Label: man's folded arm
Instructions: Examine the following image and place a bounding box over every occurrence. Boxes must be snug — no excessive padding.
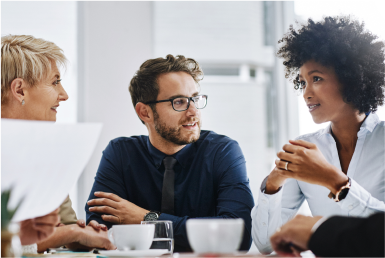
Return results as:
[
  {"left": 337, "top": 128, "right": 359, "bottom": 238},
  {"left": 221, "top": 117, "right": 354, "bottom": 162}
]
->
[
  {"left": 213, "top": 140, "right": 255, "bottom": 251},
  {"left": 85, "top": 141, "right": 128, "bottom": 227},
  {"left": 86, "top": 177, "right": 128, "bottom": 227},
  {"left": 309, "top": 212, "right": 385, "bottom": 257}
]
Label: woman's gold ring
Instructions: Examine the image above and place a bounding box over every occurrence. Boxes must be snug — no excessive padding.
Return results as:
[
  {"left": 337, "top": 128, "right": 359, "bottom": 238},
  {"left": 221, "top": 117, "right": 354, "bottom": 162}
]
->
[{"left": 285, "top": 162, "right": 288, "bottom": 170}]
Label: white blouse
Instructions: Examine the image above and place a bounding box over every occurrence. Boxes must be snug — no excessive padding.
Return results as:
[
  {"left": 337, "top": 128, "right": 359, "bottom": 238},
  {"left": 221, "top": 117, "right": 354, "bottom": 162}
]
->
[{"left": 251, "top": 112, "right": 385, "bottom": 253}]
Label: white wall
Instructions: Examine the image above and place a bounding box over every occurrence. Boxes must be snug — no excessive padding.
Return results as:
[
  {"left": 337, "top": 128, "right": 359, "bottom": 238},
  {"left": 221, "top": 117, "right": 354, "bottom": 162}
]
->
[
  {"left": 1, "top": 1, "right": 78, "bottom": 124},
  {"left": 154, "top": 1, "right": 274, "bottom": 67}
]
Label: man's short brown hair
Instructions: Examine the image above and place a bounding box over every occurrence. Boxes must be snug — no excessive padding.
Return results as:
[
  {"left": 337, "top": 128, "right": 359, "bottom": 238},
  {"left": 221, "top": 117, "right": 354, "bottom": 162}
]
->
[{"left": 129, "top": 54, "right": 203, "bottom": 124}]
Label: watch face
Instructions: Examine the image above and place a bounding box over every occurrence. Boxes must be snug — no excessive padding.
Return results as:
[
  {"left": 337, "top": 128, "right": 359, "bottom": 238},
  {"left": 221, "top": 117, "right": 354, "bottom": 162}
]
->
[
  {"left": 145, "top": 212, "right": 158, "bottom": 221},
  {"left": 338, "top": 187, "right": 350, "bottom": 200}
]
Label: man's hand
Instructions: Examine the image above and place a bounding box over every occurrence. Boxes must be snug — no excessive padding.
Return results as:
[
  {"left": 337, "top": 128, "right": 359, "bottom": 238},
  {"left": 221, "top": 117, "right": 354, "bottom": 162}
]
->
[
  {"left": 87, "top": 192, "right": 149, "bottom": 224},
  {"left": 275, "top": 139, "right": 349, "bottom": 194},
  {"left": 270, "top": 215, "right": 323, "bottom": 257},
  {"left": 19, "top": 208, "right": 60, "bottom": 245}
]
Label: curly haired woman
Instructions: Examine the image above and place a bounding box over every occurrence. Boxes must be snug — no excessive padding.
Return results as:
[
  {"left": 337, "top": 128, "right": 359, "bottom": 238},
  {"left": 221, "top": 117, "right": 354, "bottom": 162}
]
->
[{"left": 251, "top": 16, "right": 385, "bottom": 254}]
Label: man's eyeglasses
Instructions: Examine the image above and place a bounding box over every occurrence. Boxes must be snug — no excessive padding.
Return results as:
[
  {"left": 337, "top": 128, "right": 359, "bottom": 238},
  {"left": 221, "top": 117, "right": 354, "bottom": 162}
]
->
[{"left": 145, "top": 95, "right": 208, "bottom": 112}]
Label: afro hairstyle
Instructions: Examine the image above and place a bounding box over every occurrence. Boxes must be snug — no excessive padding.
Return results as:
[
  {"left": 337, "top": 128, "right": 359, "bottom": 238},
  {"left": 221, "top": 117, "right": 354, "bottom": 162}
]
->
[{"left": 277, "top": 16, "right": 385, "bottom": 113}]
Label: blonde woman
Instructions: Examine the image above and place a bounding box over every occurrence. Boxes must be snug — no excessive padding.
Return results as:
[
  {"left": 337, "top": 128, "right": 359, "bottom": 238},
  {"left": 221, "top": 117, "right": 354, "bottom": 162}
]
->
[{"left": 1, "top": 35, "right": 115, "bottom": 252}]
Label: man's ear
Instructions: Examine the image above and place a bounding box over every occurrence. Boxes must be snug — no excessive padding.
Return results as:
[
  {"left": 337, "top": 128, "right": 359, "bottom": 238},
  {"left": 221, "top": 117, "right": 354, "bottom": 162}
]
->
[
  {"left": 135, "top": 102, "right": 154, "bottom": 124},
  {"left": 10, "top": 78, "right": 26, "bottom": 103}
]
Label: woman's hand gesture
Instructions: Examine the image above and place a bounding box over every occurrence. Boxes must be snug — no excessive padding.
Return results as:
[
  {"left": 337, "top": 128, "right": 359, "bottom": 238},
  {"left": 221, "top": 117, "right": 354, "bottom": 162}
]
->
[{"left": 274, "top": 139, "right": 348, "bottom": 194}]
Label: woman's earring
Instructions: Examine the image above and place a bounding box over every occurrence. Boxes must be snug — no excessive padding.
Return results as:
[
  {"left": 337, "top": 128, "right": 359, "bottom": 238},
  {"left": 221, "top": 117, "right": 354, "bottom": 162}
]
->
[{"left": 22, "top": 99, "right": 25, "bottom": 105}]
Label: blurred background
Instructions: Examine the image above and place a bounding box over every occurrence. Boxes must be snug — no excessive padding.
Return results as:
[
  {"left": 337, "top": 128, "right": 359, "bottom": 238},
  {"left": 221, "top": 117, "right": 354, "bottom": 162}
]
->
[{"left": 2, "top": 1, "right": 385, "bottom": 251}]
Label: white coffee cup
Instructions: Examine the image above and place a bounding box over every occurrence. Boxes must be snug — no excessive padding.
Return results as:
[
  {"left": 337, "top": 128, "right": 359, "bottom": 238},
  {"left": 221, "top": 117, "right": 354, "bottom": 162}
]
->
[
  {"left": 186, "top": 218, "right": 244, "bottom": 254},
  {"left": 108, "top": 224, "right": 155, "bottom": 251}
]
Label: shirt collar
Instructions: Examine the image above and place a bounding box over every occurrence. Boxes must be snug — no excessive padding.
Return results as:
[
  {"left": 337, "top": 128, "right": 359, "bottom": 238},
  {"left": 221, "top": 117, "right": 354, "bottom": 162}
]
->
[
  {"left": 360, "top": 112, "right": 380, "bottom": 133},
  {"left": 173, "top": 142, "right": 194, "bottom": 168},
  {"left": 320, "top": 112, "right": 380, "bottom": 136},
  {"left": 146, "top": 137, "right": 193, "bottom": 169},
  {"left": 320, "top": 125, "right": 332, "bottom": 136}
]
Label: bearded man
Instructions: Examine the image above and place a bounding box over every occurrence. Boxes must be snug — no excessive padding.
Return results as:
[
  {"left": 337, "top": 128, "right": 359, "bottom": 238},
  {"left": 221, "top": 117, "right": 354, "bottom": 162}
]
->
[{"left": 85, "top": 55, "right": 254, "bottom": 252}]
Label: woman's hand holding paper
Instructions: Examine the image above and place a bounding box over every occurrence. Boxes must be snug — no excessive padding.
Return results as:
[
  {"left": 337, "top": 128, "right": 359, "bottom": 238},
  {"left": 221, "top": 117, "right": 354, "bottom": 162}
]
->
[{"left": 19, "top": 208, "right": 60, "bottom": 245}]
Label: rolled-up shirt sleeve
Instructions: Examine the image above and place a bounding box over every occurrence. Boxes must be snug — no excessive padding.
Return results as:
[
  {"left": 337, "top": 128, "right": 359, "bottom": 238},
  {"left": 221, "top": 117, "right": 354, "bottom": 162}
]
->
[
  {"left": 251, "top": 177, "right": 305, "bottom": 254},
  {"left": 338, "top": 178, "right": 385, "bottom": 216}
]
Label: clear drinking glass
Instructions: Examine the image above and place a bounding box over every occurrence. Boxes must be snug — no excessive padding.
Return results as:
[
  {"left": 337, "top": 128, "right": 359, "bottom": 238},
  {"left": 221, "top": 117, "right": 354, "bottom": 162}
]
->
[{"left": 141, "top": 220, "right": 174, "bottom": 254}]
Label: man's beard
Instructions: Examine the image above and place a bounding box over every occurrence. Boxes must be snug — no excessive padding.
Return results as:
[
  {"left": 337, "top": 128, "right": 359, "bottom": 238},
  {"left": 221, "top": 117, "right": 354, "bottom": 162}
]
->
[{"left": 153, "top": 110, "right": 201, "bottom": 145}]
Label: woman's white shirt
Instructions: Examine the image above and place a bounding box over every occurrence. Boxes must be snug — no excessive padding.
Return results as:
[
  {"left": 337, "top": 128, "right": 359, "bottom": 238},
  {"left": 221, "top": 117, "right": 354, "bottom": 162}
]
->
[{"left": 251, "top": 112, "right": 385, "bottom": 253}]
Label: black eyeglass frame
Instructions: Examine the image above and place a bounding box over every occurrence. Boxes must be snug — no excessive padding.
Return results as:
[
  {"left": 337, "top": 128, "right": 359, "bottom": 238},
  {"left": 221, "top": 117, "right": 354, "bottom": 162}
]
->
[{"left": 144, "top": 95, "right": 208, "bottom": 112}]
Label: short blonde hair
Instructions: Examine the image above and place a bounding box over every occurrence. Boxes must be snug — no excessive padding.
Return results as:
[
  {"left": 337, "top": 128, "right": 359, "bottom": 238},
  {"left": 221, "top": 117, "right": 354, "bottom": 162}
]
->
[{"left": 1, "top": 35, "right": 67, "bottom": 105}]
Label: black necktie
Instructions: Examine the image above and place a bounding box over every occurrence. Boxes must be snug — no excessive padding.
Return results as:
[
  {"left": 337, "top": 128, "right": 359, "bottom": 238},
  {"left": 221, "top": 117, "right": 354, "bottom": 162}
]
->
[{"left": 161, "top": 156, "right": 177, "bottom": 215}]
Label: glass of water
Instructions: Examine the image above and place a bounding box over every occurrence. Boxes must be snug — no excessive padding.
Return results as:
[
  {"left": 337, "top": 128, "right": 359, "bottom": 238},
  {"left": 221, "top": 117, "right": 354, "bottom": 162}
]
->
[{"left": 141, "top": 220, "right": 174, "bottom": 253}]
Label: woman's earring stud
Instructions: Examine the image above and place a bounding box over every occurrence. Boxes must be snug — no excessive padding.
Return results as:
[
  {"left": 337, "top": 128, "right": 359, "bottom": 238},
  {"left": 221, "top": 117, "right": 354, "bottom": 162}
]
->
[{"left": 22, "top": 99, "right": 25, "bottom": 105}]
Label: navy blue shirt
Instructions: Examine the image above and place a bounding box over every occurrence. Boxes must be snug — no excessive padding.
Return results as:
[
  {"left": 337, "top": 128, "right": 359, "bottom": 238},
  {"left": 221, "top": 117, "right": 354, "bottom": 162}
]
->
[{"left": 85, "top": 130, "right": 254, "bottom": 252}]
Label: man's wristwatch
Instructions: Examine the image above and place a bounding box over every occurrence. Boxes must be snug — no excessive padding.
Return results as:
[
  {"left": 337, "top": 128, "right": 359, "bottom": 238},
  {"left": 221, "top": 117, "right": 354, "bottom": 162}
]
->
[
  {"left": 328, "top": 177, "right": 351, "bottom": 202},
  {"left": 143, "top": 210, "right": 161, "bottom": 221}
]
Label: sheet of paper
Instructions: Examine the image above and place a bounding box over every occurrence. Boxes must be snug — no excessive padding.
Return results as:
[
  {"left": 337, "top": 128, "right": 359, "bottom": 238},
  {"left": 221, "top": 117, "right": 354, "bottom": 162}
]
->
[{"left": 1, "top": 119, "right": 103, "bottom": 222}]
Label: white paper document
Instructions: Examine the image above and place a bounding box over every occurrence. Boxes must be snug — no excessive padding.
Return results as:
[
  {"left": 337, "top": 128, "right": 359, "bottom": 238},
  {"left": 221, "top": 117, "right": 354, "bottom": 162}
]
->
[{"left": 1, "top": 119, "right": 103, "bottom": 222}]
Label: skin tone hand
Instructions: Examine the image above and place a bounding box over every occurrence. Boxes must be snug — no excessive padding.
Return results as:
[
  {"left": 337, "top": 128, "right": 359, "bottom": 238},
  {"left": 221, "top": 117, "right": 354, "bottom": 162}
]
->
[
  {"left": 57, "top": 219, "right": 107, "bottom": 231},
  {"left": 66, "top": 225, "right": 116, "bottom": 251},
  {"left": 36, "top": 218, "right": 107, "bottom": 252},
  {"left": 270, "top": 215, "right": 323, "bottom": 257},
  {"left": 74, "top": 219, "right": 108, "bottom": 231},
  {"left": 19, "top": 208, "right": 60, "bottom": 245},
  {"left": 87, "top": 192, "right": 149, "bottom": 224},
  {"left": 266, "top": 139, "right": 348, "bottom": 195},
  {"left": 37, "top": 223, "right": 115, "bottom": 252}
]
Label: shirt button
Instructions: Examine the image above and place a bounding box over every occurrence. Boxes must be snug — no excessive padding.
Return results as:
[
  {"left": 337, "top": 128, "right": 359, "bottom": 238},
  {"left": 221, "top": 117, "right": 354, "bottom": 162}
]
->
[
  {"left": 262, "top": 222, "right": 267, "bottom": 226},
  {"left": 348, "top": 205, "right": 353, "bottom": 210}
]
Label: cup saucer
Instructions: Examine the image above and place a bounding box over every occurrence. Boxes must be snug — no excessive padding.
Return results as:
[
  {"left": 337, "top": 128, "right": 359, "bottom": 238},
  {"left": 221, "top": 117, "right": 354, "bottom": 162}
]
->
[{"left": 98, "top": 249, "right": 168, "bottom": 257}]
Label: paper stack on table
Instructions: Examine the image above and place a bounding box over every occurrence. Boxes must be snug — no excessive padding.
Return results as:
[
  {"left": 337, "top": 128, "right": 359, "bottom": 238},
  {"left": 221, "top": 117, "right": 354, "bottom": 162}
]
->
[{"left": 1, "top": 119, "right": 103, "bottom": 222}]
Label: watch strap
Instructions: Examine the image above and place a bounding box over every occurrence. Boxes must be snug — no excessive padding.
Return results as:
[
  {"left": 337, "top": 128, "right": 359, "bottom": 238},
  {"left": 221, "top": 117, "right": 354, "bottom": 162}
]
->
[
  {"left": 328, "top": 177, "right": 351, "bottom": 202},
  {"left": 150, "top": 210, "right": 161, "bottom": 216}
]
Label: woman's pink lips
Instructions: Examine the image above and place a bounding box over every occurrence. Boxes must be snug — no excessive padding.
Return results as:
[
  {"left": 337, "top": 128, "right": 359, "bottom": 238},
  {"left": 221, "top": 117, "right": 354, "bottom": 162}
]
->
[{"left": 309, "top": 104, "right": 320, "bottom": 112}]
